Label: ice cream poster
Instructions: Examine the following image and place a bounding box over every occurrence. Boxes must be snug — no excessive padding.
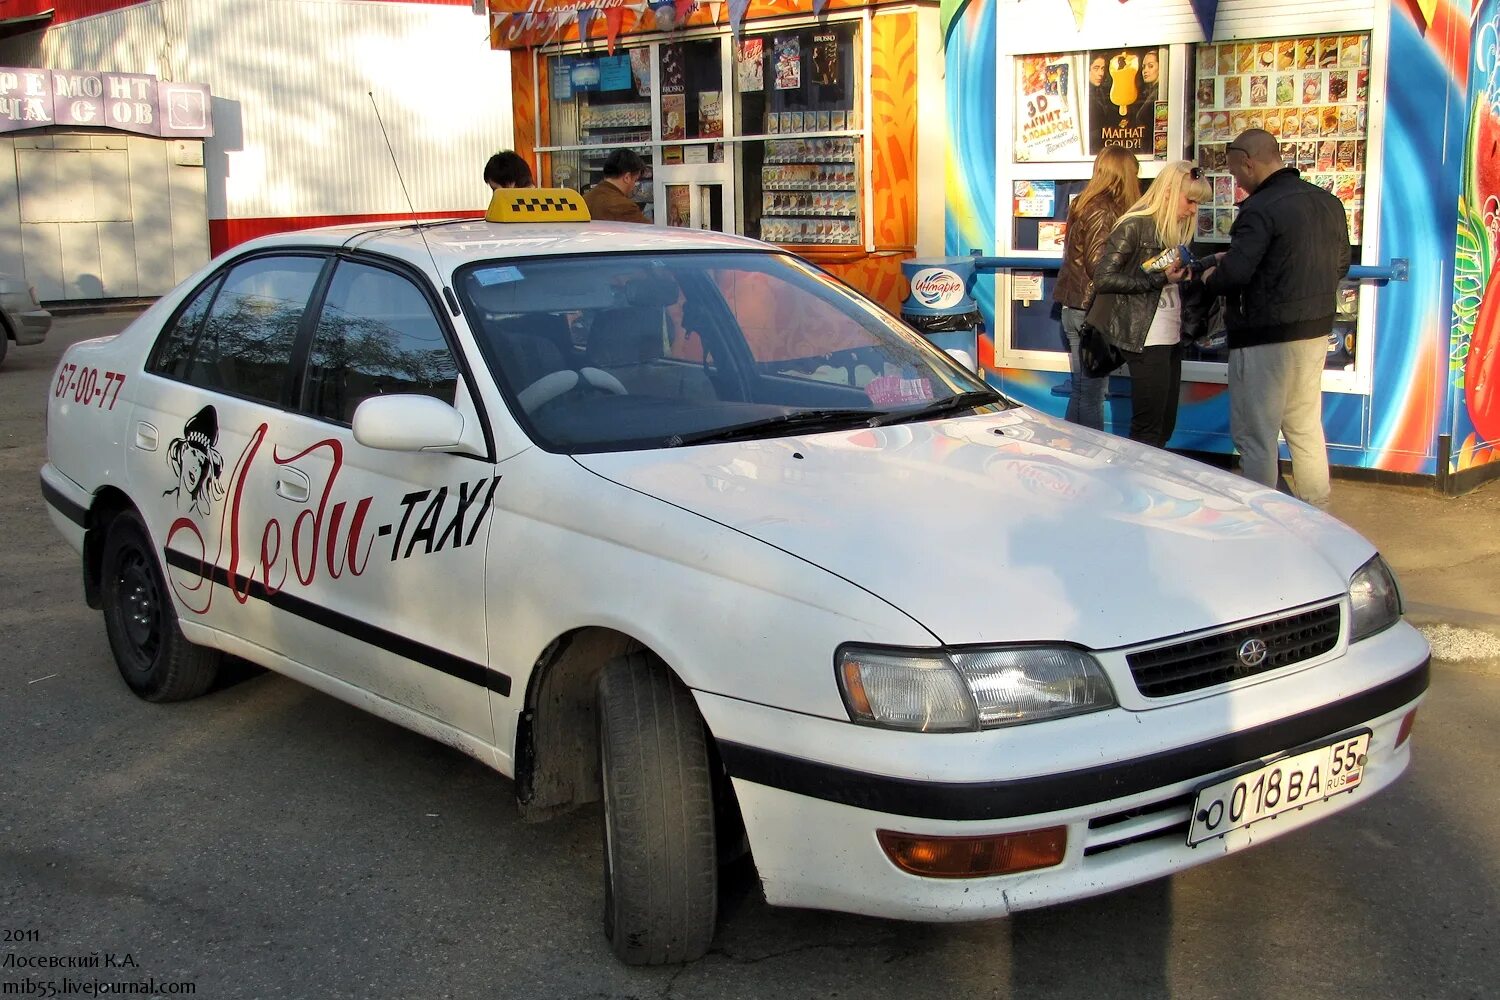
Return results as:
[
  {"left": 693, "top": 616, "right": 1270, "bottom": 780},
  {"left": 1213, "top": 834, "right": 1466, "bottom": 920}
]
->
[
  {"left": 1015, "top": 55, "right": 1084, "bottom": 161},
  {"left": 1087, "top": 47, "right": 1167, "bottom": 155}
]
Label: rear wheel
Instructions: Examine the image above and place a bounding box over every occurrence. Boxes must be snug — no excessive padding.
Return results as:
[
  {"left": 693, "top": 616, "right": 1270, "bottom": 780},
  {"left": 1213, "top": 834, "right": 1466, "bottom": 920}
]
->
[
  {"left": 598, "top": 651, "right": 717, "bottom": 965},
  {"left": 100, "top": 510, "right": 220, "bottom": 701}
]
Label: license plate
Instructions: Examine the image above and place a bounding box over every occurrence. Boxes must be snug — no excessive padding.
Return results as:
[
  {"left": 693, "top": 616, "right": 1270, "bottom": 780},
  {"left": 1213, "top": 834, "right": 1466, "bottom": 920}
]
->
[{"left": 1188, "top": 732, "right": 1369, "bottom": 846}]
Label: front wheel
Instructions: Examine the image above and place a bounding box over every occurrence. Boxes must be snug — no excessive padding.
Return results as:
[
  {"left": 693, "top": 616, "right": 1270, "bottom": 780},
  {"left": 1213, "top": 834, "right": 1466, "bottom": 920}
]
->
[
  {"left": 100, "top": 510, "right": 220, "bottom": 701},
  {"left": 598, "top": 652, "right": 718, "bottom": 965}
]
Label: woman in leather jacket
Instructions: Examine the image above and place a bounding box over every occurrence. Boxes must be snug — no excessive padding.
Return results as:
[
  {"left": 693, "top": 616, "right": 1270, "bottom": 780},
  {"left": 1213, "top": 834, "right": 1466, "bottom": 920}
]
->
[
  {"left": 1053, "top": 145, "right": 1141, "bottom": 430},
  {"left": 1091, "top": 160, "right": 1213, "bottom": 448}
]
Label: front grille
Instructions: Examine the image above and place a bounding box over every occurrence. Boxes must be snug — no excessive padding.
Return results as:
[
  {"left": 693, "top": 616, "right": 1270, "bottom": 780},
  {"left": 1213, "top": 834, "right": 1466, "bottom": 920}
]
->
[
  {"left": 1127, "top": 603, "right": 1341, "bottom": 698},
  {"left": 1083, "top": 791, "right": 1195, "bottom": 856}
]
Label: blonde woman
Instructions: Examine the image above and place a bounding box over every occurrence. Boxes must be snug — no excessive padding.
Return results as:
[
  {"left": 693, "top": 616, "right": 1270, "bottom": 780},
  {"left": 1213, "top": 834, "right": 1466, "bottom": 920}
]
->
[
  {"left": 1053, "top": 145, "right": 1141, "bottom": 430},
  {"left": 1090, "top": 160, "right": 1213, "bottom": 448}
]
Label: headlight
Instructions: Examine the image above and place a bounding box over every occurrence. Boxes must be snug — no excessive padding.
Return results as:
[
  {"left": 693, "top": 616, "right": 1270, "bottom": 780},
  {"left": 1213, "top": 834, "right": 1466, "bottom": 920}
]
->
[
  {"left": 837, "top": 645, "right": 1116, "bottom": 733},
  {"left": 1349, "top": 554, "right": 1401, "bottom": 641}
]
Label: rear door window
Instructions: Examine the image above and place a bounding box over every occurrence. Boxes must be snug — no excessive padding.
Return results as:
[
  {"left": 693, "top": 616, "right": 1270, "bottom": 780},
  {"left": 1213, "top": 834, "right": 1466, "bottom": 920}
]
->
[{"left": 151, "top": 255, "right": 325, "bottom": 405}]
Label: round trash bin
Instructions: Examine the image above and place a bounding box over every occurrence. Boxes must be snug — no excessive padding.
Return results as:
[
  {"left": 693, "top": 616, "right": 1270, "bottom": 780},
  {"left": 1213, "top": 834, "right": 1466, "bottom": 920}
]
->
[{"left": 899, "top": 257, "right": 982, "bottom": 371}]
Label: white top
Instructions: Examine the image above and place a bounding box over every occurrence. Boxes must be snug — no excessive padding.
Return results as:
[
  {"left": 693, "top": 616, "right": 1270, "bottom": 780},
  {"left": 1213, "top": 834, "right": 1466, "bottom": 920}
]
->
[{"left": 1144, "top": 285, "right": 1181, "bottom": 347}]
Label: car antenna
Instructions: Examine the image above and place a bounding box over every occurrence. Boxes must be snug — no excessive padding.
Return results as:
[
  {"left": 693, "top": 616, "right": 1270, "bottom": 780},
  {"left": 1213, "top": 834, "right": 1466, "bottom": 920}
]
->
[{"left": 368, "top": 91, "right": 461, "bottom": 317}]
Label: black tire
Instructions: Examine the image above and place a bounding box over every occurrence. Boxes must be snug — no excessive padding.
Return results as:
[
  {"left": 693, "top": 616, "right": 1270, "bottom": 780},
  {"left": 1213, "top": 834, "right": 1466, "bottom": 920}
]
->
[
  {"left": 100, "top": 510, "right": 220, "bottom": 702},
  {"left": 598, "top": 651, "right": 718, "bottom": 965}
]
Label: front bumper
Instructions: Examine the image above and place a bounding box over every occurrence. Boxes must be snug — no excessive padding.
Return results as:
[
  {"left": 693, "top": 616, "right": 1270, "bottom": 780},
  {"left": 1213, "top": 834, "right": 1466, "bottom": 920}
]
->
[
  {"left": 696, "top": 622, "right": 1429, "bottom": 921},
  {"left": 7, "top": 305, "right": 51, "bottom": 345}
]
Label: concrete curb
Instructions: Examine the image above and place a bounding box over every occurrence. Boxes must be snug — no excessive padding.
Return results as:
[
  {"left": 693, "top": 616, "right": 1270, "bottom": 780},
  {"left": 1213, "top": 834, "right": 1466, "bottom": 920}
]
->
[{"left": 1403, "top": 603, "right": 1500, "bottom": 633}]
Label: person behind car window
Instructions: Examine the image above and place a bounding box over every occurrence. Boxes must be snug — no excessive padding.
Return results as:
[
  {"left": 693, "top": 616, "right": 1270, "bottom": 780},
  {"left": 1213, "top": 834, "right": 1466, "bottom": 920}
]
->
[
  {"left": 1090, "top": 161, "right": 1213, "bottom": 449},
  {"left": 584, "top": 148, "right": 649, "bottom": 224},
  {"left": 484, "top": 150, "right": 534, "bottom": 190},
  {"left": 1053, "top": 145, "right": 1141, "bottom": 431}
]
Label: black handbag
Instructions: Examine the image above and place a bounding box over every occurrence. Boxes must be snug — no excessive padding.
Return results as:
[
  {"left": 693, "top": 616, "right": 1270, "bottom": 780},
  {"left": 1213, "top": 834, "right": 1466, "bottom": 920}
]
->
[
  {"left": 1079, "top": 290, "right": 1126, "bottom": 377},
  {"left": 1078, "top": 322, "right": 1124, "bottom": 378}
]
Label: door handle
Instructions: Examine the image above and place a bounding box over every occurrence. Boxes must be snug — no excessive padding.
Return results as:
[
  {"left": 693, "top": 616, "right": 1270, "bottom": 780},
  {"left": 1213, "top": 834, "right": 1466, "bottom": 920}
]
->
[
  {"left": 134, "top": 422, "right": 158, "bottom": 451},
  {"left": 275, "top": 468, "right": 311, "bottom": 504}
]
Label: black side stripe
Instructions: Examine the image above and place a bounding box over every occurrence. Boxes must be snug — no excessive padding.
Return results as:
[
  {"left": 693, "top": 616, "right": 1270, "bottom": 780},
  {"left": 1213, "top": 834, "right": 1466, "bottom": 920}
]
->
[
  {"left": 162, "top": 547, "right": 511, "bottom": 697},
  {"left": 718, "top": 659, "right": 1429, "bottom": 822},
  {"left": 40, "top": 475, "right": 88, "bottom": 527}
]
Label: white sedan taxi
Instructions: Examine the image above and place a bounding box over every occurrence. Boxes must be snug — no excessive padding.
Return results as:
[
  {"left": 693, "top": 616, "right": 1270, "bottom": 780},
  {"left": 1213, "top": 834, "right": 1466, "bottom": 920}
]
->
[{"left": 42, "top": 189, "right": 1429, "bottom": 965}]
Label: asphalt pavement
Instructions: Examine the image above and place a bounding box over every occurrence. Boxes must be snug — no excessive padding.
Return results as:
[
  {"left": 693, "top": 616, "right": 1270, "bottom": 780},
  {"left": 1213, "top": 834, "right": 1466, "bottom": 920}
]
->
[{"left": 2, "top": 312, "right": 1497, "bottom": 1000}]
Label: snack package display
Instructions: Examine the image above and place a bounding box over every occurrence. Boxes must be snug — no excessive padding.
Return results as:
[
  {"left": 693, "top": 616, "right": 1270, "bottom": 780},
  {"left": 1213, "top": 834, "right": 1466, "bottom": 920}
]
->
[{"left": 1192, "top": 32, "right": 1370, "bottom": 244}]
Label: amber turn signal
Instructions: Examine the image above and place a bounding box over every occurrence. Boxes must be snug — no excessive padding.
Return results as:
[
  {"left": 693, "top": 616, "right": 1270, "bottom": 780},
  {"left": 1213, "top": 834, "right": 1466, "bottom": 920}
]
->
[
  {"left": 1395, "top": 708, "right": 1418, "bottom": 747},
  {"left": 877, "top": 826, "right": 1067, "bottom": 879}
]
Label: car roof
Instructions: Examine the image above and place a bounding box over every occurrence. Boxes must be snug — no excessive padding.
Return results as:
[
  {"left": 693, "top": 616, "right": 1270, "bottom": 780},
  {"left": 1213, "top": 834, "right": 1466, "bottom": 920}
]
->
[{"left": 234, "top": 219, "right": 773, "bottom": 275}]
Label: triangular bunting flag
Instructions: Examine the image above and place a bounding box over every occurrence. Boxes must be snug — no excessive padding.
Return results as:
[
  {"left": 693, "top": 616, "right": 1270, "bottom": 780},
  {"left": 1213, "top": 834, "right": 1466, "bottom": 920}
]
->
[
  {"left": 675, "top": 0, "right": 695, "bottom": 24},
  {"left": 728, "top": 0, "right": 751, "bottom": 37},
  {"left": 604, "top": 6, "right": 627, "bottom": 52},
  {"left": 576, "top": 7, "right": 595, "bottom": 46},
  {"left": 707, "top": 0, "right": 721, "bottom": 25},
  {"left": 1066, "top": 0, "right": 1087, "bottom": 29},
  {"left": 813, "top": 0, "right": 830, "bottom": 16},
  {"left": 1414, "top": 0, "right": 1437, "bottom": 29},
  {"left": 1186, "top": 0, "right": 1219, "bottom": 38}
]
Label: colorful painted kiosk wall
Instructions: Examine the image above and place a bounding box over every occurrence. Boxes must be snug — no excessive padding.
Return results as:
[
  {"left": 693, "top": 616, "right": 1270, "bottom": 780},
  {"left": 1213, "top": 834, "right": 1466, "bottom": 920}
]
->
[
  {"left": 485, "top": 0, "right": 946, "bottom": 313},
  {"left": 945, "top": 0, "right": 1499, "bottom": 492}
]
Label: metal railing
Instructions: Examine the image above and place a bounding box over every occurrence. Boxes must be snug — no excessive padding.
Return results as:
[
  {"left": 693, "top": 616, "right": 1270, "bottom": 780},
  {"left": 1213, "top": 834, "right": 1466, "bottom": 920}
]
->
[{"left": 964, "top": 254, "right": 1408, "bottom": 283}]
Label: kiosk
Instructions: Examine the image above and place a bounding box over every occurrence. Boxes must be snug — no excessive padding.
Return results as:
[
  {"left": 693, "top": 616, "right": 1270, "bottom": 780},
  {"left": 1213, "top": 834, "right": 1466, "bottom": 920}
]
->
[{"left": 941, "top": 0, "right": 1498, "bottom": 491}]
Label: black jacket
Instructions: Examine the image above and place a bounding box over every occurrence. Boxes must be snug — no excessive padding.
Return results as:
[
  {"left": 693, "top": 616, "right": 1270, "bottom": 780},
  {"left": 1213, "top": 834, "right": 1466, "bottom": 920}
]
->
[
  {"left": 1089, "top": 215, "right": 1212, "bottom": 352},
  {"left": 1203, "top": 167, "right": 1351, "bottom": 348}
]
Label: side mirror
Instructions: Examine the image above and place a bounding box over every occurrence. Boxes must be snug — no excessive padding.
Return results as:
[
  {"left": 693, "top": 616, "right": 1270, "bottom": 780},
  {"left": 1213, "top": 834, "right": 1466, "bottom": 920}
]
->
[
  {"left": 945, "top": 348, "right": 976, "bottom": 372},
  {"left": 353, "top": 395, "right": 467, "bottom": 452}
]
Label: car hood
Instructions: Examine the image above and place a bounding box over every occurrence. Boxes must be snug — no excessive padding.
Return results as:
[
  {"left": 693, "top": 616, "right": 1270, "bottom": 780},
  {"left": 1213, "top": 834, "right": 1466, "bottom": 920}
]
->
[{"left": 573, "top": 408, "right": 1375, "bottom": 649}]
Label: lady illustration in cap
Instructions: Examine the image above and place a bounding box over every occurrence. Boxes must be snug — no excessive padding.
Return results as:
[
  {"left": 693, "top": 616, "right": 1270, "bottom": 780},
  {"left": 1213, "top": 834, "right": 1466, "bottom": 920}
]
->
[{"left": 164, "top": 405, "right": 225, "bottom": 516}]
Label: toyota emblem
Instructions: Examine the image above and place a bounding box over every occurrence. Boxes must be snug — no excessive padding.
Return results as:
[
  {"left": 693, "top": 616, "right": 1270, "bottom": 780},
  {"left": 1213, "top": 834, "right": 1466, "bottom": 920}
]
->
[{"left": 1237, "top": 638, "right": 1269, "bottom": 668}]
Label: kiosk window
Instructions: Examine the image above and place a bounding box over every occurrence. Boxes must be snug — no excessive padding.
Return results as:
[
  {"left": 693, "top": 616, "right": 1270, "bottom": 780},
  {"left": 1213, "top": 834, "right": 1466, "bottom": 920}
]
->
[{"left": 735, "top": 22, "right": 863, "bottom": 246}]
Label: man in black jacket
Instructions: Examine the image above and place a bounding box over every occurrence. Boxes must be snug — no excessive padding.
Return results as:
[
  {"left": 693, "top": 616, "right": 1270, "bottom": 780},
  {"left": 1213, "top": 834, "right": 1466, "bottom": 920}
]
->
[{"left": 1202, "top": 129, "right": 1350, "bottom": 507}]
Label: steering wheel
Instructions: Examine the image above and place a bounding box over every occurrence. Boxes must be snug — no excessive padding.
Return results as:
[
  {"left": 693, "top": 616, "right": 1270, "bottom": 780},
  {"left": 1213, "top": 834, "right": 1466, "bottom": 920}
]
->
[{"left": 518, "top": 367, "right": 627, "bottom": 413}]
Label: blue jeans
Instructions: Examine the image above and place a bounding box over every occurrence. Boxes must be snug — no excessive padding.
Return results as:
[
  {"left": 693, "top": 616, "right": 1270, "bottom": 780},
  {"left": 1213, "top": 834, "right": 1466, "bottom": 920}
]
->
[{"left": 1060, "top": 307, "right": 1106, "bottom": 431}]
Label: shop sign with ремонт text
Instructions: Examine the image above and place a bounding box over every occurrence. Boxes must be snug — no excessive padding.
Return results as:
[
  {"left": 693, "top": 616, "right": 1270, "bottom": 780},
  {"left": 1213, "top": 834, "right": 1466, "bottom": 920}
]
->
[{"left": 0, "top": 67, "right": 212, "bottom": 138}]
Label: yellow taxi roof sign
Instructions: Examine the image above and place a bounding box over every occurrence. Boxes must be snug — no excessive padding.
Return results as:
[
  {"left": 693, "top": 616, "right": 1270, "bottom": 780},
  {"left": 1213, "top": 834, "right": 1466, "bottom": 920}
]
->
[{"left": 486, "top": 187, "right": 592, "bottom": 223}]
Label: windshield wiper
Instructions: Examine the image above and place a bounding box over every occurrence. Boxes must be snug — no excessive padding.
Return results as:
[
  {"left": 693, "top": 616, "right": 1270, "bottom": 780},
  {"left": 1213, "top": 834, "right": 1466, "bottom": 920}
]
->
[
  {"left": 867, "top": 389, "right": 1002, "bottom": 427},
  {"left": 666, "top": 408, "right": 887, "bottom": 447}
]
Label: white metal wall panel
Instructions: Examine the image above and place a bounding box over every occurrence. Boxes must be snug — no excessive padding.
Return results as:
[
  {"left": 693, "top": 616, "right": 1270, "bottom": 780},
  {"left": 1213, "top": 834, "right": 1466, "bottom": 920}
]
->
[
  {"left": 98, "top": 220, "right": 141, "bottom": 297},
  {"left": 58, "top": 221, "right": 105, "bottom": 297},
  {"left": 997, "top": 0, "right": 1377, "bottom": 53},
  {"left": 35, "top": 0, "right": 513, "bottom": 223},
  {"left": 0, "top": 138, "right": 19, "bottom": 277},
  {"left": 19, "top": 223, "right": 64, "bottom": 301},
  {"left": 32, "top": 5, "right": 177, "bottom": 78},
  {"left": 126, "top": 134, "right": 175, "bottom": 292},
  {"left": 166, "top": 149, "right": 208, "bottom": 283}
]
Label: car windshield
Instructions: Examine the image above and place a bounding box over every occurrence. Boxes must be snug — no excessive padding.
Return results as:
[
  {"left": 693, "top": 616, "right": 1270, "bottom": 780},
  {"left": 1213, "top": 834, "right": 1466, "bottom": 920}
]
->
[{"left": 454, "top": 250, "right": 1005, "bottom": 453}]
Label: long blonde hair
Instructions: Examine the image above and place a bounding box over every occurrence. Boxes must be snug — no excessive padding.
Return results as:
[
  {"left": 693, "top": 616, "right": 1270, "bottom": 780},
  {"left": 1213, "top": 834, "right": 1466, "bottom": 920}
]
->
[
  {"left": 1072, "top": 145, "right": 1142, "bottom": 222},
  {"left": 1116, "top": 160, "right": 1211, "bottom": 246}
]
